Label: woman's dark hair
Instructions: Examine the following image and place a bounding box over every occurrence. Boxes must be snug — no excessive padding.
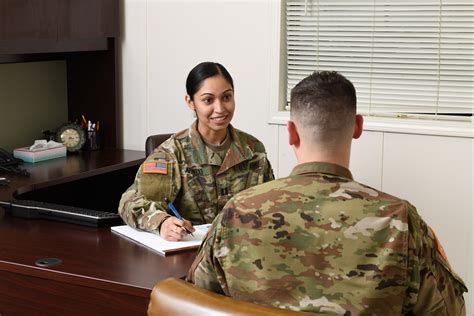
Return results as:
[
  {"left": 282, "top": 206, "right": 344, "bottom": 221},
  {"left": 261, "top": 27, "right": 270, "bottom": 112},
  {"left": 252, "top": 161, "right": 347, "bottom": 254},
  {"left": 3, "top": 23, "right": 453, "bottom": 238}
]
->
[{"left": 186, "top": 62, "right": 234, "bottom": 100}]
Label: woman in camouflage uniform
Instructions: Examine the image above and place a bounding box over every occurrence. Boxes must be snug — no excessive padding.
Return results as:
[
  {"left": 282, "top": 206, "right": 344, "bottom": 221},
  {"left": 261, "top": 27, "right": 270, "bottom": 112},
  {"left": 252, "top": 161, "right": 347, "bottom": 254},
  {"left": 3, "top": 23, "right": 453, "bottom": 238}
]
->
[{"left": 118, "top": 62, "right": 274, "bottom": 241}]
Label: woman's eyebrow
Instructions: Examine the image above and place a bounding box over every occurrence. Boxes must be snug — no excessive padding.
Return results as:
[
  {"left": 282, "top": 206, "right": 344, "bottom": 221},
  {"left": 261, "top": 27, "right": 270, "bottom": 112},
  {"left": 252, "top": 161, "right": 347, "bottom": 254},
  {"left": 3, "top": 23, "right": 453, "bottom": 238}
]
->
[
  {"left": 199, "top": 89, "right": 233, "bottom": 97},
  {"left": 199, "top": 92, "right": 214, "bottom": 97}
]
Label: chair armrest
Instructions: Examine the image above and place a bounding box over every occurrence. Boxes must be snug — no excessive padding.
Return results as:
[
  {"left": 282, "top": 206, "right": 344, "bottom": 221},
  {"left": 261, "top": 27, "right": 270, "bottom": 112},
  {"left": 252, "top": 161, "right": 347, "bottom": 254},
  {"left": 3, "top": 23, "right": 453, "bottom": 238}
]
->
[{"left": 148, "top": 278, "right": 314, "bottom": 316}]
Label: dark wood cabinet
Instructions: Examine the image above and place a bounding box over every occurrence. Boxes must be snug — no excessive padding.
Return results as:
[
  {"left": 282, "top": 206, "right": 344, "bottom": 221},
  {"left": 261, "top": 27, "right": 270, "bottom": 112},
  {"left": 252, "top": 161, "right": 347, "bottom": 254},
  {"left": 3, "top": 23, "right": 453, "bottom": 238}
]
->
[
  {"left": 0, "top": 0, "right": 120, "bottom": 148},
  {"left": 0, "top": 0, "right": 118, "bottom": 48},
  {"left": 0, "top": 6, "right": 171, "bottom": 311}
]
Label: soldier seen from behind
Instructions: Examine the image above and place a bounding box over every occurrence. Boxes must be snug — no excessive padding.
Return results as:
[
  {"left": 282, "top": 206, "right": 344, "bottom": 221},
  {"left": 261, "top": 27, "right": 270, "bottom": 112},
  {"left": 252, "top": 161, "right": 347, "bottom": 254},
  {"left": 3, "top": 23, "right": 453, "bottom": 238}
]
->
[{"left": 188, "top": 71, "right": 467, "bottom": 315}]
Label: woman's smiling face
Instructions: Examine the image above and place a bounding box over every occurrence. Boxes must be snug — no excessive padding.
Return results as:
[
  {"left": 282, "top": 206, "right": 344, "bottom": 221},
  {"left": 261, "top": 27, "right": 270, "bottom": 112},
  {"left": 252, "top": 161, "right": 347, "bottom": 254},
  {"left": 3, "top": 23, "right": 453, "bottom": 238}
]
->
[{"left": 186, "top": 74, "right": 235, "bottom": 144}]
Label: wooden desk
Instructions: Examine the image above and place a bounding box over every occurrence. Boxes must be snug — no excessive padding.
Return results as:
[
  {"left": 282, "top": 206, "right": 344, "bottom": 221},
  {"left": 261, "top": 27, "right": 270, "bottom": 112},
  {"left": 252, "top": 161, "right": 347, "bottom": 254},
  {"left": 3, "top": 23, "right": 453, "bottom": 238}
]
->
[
  {"left": 1, "top": 148, "right": 146, "bottom": 212},
  {"left": 0, "top": 216, "right": 197, "bottom": 315},
  {"left": 0, "top": 149, "right": 197, "bottom": 315}
]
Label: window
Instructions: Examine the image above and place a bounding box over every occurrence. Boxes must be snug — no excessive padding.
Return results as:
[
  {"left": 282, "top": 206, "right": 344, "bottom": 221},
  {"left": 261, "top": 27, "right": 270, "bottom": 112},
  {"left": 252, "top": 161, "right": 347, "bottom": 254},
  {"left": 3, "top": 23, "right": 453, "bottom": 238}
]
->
[{"left": 284, "top": 0, "right": 473, "bottom": 122}]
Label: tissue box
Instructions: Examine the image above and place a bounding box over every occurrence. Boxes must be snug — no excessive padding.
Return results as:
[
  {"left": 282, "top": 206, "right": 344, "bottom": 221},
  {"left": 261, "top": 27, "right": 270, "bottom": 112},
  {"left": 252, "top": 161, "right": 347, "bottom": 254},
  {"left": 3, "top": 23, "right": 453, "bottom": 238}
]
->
[{"left": 13, "top": 145, "right": 67, "bottom": 163}]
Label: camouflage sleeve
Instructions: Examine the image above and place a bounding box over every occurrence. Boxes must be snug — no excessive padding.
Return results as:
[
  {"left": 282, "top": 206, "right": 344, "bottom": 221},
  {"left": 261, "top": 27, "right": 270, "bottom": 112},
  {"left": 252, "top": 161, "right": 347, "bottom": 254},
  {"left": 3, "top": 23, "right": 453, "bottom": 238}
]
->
[
  {"left": 403, "top": 205, "right": 467, "bottom": 315},
  {"left": 254, "top": 139, "right": 274, "bottom": 182},
  {"left": 117, "top": 149, "right": 181, "bottom": 234},
  {"left": 263, "top": 157, "right": 275, "bottom": 182},
  {"left": 187, "top": 212, "right": 229, "bottom": 295},
  {"left": 245, "top": 134, "right": 274, "bottom": 183}
]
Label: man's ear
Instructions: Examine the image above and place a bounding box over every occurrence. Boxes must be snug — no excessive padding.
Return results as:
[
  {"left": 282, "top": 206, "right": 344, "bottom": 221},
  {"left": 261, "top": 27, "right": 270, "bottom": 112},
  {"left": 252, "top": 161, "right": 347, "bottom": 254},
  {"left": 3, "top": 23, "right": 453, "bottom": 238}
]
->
[
  {"left": 185, "top": 95, "right": 195, "bottom": 111},
  {"left": 353, "top": 114, "right": 364, "bottom": 139},
  {"left": 287, "top": 120, "right": 300, "bottom": 146}
]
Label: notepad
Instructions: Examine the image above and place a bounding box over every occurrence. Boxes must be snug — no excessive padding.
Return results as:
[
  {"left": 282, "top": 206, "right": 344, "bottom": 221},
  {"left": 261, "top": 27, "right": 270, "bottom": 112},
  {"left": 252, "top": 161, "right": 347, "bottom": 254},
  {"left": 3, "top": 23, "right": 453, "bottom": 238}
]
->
[{"left": 111, "top": 224, "right": 211, "bottom": 255}]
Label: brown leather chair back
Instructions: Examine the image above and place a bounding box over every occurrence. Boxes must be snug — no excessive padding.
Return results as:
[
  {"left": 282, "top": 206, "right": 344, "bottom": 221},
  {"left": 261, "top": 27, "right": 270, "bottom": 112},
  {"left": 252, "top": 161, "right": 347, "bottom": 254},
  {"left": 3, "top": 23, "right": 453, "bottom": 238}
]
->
[
  {"left": 148, "top": 278, "right": 315, "bottom": 316},
  {"left": 145, "top": 133, "right": 173, "bottom": 156}
]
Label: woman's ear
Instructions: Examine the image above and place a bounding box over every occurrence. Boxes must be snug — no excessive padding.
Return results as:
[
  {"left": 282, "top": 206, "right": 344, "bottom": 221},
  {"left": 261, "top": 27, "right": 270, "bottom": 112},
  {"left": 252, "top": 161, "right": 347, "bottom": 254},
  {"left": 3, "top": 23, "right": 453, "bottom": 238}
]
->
[
  {"left": 287, "top": 120, "right": 300, "bottom": 147},
  {"left": 185, "top": 95, "right": 194, "bottom": 111},
  {"left": 353, "top": 114, "right": 364, "bottom": 139}
]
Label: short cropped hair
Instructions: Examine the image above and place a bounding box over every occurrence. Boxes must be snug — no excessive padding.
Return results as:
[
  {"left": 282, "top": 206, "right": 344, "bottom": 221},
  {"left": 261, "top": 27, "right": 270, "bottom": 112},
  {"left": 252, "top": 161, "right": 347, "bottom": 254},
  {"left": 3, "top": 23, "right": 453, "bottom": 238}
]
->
[{"left": 290, "top": 71, "right": 357, "bottom": 143}]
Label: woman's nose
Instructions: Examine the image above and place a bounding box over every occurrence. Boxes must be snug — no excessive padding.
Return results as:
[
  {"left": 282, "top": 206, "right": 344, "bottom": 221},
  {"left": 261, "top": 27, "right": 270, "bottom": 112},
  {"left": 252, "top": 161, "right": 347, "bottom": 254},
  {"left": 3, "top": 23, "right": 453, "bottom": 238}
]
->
[{"left": 214, "top": 100, "right": 224, "bottom": 112}]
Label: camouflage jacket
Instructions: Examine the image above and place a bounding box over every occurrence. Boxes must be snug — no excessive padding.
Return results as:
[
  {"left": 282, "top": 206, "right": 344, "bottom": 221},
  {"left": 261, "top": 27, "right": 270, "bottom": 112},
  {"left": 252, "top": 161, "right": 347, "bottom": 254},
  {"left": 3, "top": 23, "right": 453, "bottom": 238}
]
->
[
  {"left": 188, "top": 162, "right": 467, "bottom": 315},
  {"left": 118, "top": 121, "right": 274, "bottom": 233}
]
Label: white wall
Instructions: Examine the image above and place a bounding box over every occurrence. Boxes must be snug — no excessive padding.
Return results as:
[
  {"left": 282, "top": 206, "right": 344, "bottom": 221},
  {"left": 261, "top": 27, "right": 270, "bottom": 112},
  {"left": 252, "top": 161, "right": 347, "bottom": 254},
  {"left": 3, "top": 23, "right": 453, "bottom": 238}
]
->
[
  {"left": 120, "top": 0, "right": 472, "bottom": 313},
  {"left": 382, "top": 133, "right": 473, "bottom": 313},
  {"left": 120, "top": 0, "right": 279, "bottom": 169}
]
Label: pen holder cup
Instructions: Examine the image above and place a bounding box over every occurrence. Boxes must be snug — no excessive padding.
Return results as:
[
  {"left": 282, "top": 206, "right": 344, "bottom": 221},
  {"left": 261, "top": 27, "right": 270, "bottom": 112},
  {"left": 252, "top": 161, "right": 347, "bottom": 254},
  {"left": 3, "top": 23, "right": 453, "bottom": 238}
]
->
[{"left": 84, "top": 130, "right": 102, "bottom": 151}]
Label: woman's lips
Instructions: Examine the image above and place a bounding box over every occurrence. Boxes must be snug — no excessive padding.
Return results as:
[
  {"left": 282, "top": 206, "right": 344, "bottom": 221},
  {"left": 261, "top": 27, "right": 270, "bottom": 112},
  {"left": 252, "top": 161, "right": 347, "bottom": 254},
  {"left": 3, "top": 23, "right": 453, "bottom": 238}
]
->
[{"left": 210, "top": 115, "right": 228, "bottom": 124}]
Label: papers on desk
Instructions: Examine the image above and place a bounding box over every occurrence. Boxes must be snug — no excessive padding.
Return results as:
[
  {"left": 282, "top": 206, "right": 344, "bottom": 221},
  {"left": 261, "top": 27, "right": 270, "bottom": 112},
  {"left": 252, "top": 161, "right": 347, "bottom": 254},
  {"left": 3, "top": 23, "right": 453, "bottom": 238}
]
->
[{"left": 111, "top": 224, "right": 211, "bottom": 256}]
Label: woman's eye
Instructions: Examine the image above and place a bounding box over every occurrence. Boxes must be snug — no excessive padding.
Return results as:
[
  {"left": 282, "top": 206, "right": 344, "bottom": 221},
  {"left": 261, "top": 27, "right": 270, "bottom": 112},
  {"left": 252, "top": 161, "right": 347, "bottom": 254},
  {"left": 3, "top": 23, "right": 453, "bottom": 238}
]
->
[
  {"left": 202, "top": 98, "right": 212, "bottom": 104},
  {"left": 223, "top": 94, "right": 232, "bottom": 101}
]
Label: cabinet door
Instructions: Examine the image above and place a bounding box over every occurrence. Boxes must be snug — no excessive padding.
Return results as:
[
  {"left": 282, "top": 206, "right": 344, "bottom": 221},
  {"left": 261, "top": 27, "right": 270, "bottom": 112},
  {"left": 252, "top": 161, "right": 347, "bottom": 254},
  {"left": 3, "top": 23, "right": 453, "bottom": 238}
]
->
[
  {"left": 58, "top": 0, "right": 118, "bottom": 40},
  {"left": 0, "top": 0, "right": 59, "bottom": 40},
  {"left": 0, "top": 0, "right": 118, "bottom": 41}
]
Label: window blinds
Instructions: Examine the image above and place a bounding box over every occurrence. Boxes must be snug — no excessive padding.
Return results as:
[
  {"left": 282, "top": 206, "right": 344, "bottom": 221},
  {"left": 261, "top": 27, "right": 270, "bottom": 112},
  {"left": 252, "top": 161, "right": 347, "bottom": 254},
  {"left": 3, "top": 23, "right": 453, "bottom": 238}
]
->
[{"left": 285, "top": 0, "right": 474, "bottom": 119}]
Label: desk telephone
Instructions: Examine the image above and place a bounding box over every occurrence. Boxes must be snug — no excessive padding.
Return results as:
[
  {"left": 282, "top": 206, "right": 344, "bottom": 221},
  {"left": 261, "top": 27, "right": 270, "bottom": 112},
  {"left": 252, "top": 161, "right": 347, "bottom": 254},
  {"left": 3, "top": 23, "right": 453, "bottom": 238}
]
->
[
  {"left": 0, "top": 148, "right": 29, "bottom": 177},
  {"left": 0, "top": 148, "right": 21, "bottom": 167}
]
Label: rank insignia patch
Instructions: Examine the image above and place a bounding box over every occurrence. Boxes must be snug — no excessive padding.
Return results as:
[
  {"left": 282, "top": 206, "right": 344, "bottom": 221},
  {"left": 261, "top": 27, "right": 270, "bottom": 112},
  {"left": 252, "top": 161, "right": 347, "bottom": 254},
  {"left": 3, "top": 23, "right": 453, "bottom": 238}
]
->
[{"left": 144, "top": 162, "right": 167, "bottom": 174}]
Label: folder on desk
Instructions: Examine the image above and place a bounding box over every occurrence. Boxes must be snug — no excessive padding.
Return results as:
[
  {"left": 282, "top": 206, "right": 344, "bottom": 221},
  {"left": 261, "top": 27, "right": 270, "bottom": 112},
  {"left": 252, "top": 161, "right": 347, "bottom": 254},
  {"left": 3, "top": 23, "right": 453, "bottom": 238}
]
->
[{"left": 111, "top": 224, "right": 210, "bottom": 255}]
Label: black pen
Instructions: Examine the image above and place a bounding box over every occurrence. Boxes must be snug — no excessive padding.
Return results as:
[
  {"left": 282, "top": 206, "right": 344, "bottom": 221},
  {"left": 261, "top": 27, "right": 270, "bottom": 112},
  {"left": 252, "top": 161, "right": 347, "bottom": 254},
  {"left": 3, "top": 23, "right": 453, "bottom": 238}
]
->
[{"left": 165, "top": 197, "right": 194, "bottom": 237}]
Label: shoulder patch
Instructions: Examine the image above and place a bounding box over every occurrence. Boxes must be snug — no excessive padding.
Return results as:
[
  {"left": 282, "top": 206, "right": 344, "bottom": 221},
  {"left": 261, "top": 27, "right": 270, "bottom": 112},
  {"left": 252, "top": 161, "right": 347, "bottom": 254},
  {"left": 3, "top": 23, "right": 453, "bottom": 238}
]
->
[
  {"left": 430, "top": 226, "right": 448, "bottom": 261},
  {"left": 144, "top": 161, "right": 168, "bottom": 174}
]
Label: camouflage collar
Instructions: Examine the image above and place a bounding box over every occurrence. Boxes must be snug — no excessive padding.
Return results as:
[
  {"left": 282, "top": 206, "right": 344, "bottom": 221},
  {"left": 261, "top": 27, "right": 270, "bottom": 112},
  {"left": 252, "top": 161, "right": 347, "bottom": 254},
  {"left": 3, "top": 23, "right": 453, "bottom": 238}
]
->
[
  {"left": 290, "top": 162, "right": 353, "bottom": 180},
  {"left": 187, "top": 121, "right": 254, "bottom": 166}
]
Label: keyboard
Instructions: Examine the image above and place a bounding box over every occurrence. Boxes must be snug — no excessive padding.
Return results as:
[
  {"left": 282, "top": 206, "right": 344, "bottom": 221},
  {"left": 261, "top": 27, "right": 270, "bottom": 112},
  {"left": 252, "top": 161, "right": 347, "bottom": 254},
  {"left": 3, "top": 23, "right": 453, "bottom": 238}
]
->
[{"left": 0, "top": 199, "right": 123, "bottom": 228}]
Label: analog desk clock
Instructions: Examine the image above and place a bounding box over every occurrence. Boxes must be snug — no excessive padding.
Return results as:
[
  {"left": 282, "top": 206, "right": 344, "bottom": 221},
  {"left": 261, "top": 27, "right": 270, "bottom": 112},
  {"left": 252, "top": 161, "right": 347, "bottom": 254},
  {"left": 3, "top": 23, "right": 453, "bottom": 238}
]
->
[{"left": 56, "top": 122, "right": 86, "bottom": 152}]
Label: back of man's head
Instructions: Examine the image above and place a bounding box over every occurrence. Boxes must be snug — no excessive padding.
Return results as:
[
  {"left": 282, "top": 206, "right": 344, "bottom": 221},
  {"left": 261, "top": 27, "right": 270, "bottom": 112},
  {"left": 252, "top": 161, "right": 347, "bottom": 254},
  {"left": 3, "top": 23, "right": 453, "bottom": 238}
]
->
[{"left": 290, "top": 71, "right": 357, "bottom": 146}]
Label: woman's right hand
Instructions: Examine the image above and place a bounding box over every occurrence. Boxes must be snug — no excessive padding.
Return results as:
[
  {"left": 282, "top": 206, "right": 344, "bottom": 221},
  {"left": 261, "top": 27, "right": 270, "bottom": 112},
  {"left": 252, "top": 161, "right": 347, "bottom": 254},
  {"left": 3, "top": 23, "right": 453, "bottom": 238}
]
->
[{"left": 160, "top": 217, "right": 195, "bottom": 241}]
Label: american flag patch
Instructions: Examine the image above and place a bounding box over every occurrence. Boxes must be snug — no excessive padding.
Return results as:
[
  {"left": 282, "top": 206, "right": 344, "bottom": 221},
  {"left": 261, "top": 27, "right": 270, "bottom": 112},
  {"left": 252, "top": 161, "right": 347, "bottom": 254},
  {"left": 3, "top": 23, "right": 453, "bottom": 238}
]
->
[{"left": 144, "top": 162, "right": 167, "bottom": 174}]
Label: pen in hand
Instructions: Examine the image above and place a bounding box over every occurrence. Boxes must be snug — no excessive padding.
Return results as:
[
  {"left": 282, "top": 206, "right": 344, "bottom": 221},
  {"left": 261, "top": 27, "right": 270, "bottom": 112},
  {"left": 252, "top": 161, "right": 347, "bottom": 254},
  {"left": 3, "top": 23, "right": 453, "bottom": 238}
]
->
[{"left": 165, "top": 197, "right": 194, "bottom": 237}]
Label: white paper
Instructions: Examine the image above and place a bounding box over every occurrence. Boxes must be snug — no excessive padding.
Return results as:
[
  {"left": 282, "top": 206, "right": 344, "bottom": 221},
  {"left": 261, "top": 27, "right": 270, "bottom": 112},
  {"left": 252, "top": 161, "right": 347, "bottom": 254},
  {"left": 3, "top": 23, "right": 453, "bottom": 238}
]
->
[{"left": 111, "top": 224, "right": 211, "bottom": 255}]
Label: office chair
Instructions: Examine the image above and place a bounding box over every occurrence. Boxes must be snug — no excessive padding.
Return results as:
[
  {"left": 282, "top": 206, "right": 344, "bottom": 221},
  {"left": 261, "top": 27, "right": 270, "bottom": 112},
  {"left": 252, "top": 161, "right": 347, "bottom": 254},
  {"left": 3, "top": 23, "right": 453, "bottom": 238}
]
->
[
  {"left": 148, "top": 277, "right": 317, "bottom": 316},
  {"left": 145, "top": 133, "right": 173, "bottom": 156}
]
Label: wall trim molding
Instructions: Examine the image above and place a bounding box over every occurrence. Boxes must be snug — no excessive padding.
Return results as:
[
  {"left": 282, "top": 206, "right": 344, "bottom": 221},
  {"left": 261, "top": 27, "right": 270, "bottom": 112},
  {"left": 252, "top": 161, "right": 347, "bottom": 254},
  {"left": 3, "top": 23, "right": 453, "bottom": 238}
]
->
[{"left": 269, "top": 112, "right": 474, "bottom": 138}]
